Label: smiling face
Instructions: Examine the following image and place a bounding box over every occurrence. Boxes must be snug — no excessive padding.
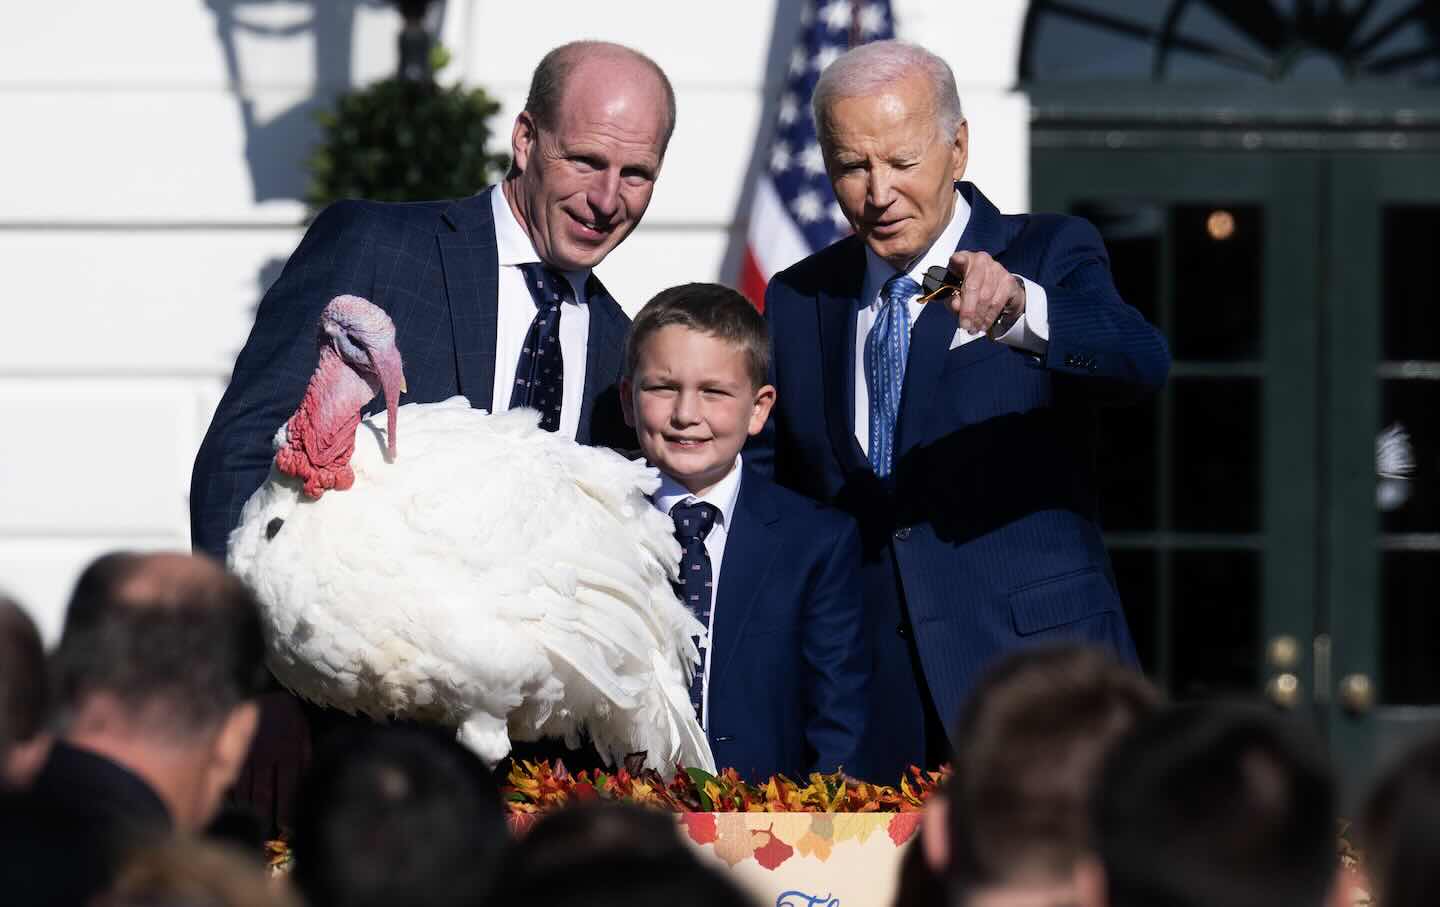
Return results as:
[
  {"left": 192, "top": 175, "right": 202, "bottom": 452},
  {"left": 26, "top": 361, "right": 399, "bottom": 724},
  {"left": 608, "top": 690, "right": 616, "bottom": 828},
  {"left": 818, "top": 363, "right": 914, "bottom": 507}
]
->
[
  {"left": 621, "top": 325, "right": 775, "bottom": 498},
  {"left": 503, "top": 54, "right": 669, "bottom": 271},
  {"left": 822, "top": 72, "right": 967, "bottom": 271}
]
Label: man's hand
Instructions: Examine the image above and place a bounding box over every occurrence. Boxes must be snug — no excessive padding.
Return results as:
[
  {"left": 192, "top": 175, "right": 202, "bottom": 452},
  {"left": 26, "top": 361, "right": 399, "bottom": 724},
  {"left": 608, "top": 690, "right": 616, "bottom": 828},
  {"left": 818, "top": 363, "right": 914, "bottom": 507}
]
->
[{"left": 946, "top": 250, "right": 1025, "bottom": 335}]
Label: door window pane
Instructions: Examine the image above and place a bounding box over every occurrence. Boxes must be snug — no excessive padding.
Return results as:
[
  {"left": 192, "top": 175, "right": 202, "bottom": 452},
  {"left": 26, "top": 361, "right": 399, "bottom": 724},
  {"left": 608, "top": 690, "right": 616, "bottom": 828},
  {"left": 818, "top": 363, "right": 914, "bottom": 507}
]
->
[
  {"left": 1109, "top": 549, "right": 1159, "bottom": 675},
  {"left": 1097, "top": 398, "right": 1160, "bottom": 531},
  {"left": 1172, "top": 205, "right": 1263, "bottom": 362},
  {"left": 1380, "top": 380, "right": 1439, "bottom": 533},
  {"left": 1173, "top": 379, "right": 1262, "bottom": 532},
  {"left": 1171, "top": 551, "right": 1260, "bottom": 699},
  {"left": 1073, "top": 202, "right": 1161, "bottom": 327},
  {"left": 1380, "top": 551, "right": 1440, "bottom": 705},
  {"left": 1382, "top": 207, "right": 1440, "bottom": 361}
]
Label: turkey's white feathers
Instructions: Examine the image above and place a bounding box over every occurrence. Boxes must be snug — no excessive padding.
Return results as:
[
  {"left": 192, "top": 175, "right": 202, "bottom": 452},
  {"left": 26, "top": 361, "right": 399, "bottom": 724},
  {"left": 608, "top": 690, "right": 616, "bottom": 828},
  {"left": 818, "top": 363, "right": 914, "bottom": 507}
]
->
[{"left": 229, "top": 398, "right": 714, "bottom": 773}]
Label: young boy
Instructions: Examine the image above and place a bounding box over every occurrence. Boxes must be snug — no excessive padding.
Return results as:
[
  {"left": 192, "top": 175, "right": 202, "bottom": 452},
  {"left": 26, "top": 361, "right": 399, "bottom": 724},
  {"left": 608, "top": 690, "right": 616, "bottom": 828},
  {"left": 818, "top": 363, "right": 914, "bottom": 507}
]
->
[{"left": 621, "top": 282, "right": 870, "bottom": 782}]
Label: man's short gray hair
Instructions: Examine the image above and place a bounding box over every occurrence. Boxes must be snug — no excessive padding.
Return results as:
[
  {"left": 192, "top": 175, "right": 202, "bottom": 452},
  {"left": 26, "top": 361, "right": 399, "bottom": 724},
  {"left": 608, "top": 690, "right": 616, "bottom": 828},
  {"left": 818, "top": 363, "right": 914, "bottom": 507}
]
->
[{"left": 812, "top": 40, "right": 964, "bottom": 149}]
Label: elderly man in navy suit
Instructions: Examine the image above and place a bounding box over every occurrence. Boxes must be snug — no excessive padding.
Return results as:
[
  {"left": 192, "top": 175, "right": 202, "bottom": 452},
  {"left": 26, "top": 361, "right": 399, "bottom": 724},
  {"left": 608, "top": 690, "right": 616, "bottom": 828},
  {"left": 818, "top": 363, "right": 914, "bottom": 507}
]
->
[
  {"left": 191, "top": 40, "right": 674, "bottom": 561},
  {"left": 751, "top": 40, "right": 1170, "bottom": 778}
]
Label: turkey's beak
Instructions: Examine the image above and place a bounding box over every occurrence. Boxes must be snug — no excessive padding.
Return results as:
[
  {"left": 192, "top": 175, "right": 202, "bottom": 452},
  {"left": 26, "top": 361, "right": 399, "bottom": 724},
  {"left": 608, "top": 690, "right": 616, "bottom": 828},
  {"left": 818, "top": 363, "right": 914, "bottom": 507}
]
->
[{"left": 369, "top": 345, "right": 406, "bottom": 461}]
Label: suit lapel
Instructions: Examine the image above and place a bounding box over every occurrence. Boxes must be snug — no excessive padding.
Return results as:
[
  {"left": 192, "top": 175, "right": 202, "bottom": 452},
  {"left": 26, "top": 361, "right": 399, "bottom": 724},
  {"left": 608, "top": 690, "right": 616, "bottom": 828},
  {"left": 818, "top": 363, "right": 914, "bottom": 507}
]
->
[
  {"left": 438, "top": 189, "right": 500, "bottom": 411},
  {"left": 579, "top": 276, "right": 623, "bottom": 444},
  {"left": 711, "top": 467, "right": 782, "bottom": 685},
  {"left": 894, "top": 183, "right": 1014, "bottom": 458},
  {"left": 817, "top": 238, "right": 869, "bottom": 473}
]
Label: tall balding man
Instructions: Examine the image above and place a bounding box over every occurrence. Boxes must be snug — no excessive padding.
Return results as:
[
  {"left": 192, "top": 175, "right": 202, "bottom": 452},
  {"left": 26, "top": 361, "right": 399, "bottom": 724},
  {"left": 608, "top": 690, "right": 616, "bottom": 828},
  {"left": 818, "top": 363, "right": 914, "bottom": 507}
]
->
[
  {"left": 192, "top": 41, "right": 677, "bottom": 560},
  {"left": 0, "top": 551, "right": 267, "bottom": 904},
  {"left": 752, "top": 40, "right": 1169, "bottom": 778}
]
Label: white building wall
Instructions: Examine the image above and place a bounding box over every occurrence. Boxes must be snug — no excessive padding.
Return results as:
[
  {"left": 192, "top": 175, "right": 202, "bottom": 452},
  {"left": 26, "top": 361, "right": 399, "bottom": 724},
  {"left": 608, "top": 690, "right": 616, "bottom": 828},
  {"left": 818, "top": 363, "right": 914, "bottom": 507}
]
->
[{"left": 0, "top": 0, "right": 1030, "bottom": 641}]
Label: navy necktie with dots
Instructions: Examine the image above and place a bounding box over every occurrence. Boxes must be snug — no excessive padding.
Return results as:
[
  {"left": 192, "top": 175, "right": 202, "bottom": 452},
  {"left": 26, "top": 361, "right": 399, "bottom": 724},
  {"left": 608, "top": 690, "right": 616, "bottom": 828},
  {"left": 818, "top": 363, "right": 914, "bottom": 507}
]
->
[
  {"left": 509, "top": 262, "right": 572, "bottom": 432},
  {"left": 670, "top": 499, "right": 719, "bottom": 722}
]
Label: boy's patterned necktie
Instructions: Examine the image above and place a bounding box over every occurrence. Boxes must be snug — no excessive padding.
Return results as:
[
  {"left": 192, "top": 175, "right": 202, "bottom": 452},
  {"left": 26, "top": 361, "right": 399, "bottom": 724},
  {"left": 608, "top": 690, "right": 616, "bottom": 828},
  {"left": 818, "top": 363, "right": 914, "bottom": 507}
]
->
[
  {"left": 866, "top": 273, "right": 919, "bottom": 477},
  {"left": 509, "top": 263, "right": 572, "bottom": 432},
  {"left": 670, "top": 499, "right": 719, "bottom": 722}
]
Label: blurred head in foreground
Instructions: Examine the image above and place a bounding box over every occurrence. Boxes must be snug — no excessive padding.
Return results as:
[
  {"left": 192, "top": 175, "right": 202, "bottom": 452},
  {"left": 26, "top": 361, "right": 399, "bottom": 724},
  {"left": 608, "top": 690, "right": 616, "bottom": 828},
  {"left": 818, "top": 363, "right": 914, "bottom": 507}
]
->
[
  {"left": 0, "top": 594, "right": 51, "bottom": 790},
  {"left": 292, "top": 725, "right": 507, "bottom": 907},
  {"left": 98, "top": 837, "right": 302, "bottom": 907},
  {"left": 1360, "top": 731, "right": 1440, "bottom": 907},
  {"left": 51, "top": 551, "right": 268, "bottom": 830},
  {"left": 927, "top": 645, "right": 1160, "bottom": 907},
  {"left": 1082, "top": 702, "right": 1341, "bottom": 907},
  {"left": 498, "top": 801, "right": 756, "bottom": 907}
]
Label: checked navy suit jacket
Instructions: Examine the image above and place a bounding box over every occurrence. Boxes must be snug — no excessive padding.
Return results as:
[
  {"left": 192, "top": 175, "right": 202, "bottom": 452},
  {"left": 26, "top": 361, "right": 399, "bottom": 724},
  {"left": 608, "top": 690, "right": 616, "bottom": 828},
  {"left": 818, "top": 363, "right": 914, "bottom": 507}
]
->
[
  {"left": 702, "top": 465, "right": 870, "bottom": 782},
  {"left": 190, "top": 187, "right": 633, "bottom": 561},
  {"left": 749, "top": 182, "right": 1171, "bottom": 778}
]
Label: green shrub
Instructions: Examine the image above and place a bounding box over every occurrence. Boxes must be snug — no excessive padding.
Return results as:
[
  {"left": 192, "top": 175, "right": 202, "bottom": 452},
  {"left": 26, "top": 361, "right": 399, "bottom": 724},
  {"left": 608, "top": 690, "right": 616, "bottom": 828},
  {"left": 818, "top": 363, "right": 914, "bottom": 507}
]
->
[{"left": 305, "top": 47, "right": 509, "bottom": 216}]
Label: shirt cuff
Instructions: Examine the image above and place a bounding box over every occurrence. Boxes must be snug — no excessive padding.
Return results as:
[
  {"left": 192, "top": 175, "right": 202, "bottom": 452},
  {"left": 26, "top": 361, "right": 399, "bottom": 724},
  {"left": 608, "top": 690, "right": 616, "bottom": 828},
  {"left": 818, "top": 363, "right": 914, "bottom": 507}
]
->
[{"left": 994, "top": 275, "right": 1049, "bottom": 354}]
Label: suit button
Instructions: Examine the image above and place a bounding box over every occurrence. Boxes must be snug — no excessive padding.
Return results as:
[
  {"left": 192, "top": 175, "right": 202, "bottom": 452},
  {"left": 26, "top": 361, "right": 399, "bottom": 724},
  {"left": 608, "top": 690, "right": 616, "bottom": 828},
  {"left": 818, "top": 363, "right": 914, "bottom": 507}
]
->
[
  {"left": 894, "top": 526, "right": 912, "bottom": 540},
  {"left": 896, "top": 624, "right": 910, "bottom": 640},
  {"left": 713, "top": 735, "right": 735, "bottom": 743}
]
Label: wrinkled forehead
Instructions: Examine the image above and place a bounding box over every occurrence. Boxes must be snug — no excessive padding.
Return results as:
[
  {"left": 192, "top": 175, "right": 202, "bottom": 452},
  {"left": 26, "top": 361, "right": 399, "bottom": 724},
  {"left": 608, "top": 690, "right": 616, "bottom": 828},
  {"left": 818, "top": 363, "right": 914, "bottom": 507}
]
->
[{"left": 821, "top": 71, "right": 943, "bottom": 128}]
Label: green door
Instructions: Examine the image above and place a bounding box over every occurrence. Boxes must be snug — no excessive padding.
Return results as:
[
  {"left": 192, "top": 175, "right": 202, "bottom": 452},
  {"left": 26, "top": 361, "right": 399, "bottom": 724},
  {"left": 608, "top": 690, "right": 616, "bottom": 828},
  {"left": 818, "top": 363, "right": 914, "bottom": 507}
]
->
[
  {"left": 1034, "top": 149, "right": 1440, "bottom": 786},
  {"left": 1327, "top": 154, "right": 1440, "bottom": 784}
]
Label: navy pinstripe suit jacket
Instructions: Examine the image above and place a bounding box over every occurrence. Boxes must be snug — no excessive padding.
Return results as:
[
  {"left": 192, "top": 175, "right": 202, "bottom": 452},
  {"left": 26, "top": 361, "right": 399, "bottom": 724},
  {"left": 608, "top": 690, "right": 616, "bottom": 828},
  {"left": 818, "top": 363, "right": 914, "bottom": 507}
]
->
[
  {"left": 749, "top": 182, "right": 1170, "bottom": 777},
  {"left": 190, "top": 188, "right": 633, "bottom": 562}
]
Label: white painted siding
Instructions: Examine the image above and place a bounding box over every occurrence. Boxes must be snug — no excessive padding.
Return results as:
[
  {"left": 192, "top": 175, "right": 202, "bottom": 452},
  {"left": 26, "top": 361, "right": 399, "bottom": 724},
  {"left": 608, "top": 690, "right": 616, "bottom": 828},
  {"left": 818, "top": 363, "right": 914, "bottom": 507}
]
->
[{"left": 0, "top": 0, "right": 1032, "bottom": 639}]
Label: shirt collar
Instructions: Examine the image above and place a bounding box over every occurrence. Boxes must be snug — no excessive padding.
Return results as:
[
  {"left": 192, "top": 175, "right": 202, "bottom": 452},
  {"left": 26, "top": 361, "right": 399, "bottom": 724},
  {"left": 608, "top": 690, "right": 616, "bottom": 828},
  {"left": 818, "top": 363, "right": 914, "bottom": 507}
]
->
[
  {"left": 862, "top": 188, "right": 971, "bottom": 308},
  {"left": 490, "top": 185, "right": 590, "bottom": 303},
  {"left": 652, "top": 455, "right": 744, "bottom": 530}
]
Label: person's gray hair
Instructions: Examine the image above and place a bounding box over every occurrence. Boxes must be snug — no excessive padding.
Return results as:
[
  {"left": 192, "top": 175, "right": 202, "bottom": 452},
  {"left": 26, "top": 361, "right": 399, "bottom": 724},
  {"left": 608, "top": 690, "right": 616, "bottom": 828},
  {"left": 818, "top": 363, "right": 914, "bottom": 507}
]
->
[
  {"left": 524, "top": 41, "right": 677, "bottom": 153},
  {"left": 812, "top": 40, "right": 964, "bottom": 149}
]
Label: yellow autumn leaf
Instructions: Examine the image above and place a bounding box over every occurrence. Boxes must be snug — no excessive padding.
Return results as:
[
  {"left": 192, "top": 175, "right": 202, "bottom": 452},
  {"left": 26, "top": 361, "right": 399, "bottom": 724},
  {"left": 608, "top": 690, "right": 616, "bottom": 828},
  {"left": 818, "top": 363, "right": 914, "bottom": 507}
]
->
[
  {"left": 768, "top": 814, "right": 809, "bottom": 847},
  {"left": 795, "top": 830, "right": 834, "bottom": 861}
]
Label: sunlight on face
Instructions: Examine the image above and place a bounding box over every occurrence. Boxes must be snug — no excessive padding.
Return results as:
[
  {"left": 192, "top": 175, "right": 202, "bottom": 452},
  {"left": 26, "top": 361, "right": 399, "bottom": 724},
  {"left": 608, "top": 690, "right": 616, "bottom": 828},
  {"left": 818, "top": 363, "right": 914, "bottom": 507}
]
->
[
  {"left": 823, "top": 73, "right": 967, "bottom": 271},
  {"left": 508, "top": 55, "right": 669, "bottom": 271},
  {"left": 622, "top": 326, "right": 774, "bottom": 498}
]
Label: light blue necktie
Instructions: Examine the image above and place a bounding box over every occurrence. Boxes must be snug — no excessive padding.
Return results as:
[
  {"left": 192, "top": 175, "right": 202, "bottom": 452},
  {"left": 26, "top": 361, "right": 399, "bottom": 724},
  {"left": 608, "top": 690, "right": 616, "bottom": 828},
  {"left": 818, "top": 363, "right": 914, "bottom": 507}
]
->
[{"left": 866, "top": 273, "right": 919, "bottom": 477}]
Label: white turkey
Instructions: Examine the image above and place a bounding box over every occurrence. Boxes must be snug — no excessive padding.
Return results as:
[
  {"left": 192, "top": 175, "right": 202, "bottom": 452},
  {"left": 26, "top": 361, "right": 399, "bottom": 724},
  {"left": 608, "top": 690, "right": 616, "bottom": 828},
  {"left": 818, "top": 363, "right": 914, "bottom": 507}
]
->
[{"left": 227, "top": 294, "right": 714, "bottom": 773}]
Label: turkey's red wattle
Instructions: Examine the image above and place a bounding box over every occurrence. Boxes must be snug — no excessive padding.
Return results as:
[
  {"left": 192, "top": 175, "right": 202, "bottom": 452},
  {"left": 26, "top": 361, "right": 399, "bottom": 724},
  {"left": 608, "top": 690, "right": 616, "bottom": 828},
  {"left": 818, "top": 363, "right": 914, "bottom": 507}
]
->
[{"left": 275, "top": 347, "right": 377, "bottom": 499}]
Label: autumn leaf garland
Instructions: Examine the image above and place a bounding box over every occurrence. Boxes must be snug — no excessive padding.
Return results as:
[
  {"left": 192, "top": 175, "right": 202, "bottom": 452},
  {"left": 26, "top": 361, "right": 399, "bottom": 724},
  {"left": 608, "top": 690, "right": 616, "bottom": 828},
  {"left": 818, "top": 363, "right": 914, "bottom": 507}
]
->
[{"left": 503, "top": 759, "right": 950, "bottom": 818}]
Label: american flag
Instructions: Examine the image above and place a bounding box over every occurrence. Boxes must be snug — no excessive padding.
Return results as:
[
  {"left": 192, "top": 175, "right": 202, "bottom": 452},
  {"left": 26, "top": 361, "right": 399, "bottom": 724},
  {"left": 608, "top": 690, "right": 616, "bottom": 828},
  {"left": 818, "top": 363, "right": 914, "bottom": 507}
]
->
[{"left": 739, "top": 0, "right": 895, "bottom": 310}]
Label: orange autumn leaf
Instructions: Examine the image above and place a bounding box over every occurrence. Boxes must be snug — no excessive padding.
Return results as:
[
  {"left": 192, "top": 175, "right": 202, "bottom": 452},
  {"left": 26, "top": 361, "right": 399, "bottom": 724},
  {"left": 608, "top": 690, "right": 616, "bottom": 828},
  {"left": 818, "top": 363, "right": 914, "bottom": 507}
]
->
[{"left": 794, "top": 830, "right": 834, "bottom": 862}]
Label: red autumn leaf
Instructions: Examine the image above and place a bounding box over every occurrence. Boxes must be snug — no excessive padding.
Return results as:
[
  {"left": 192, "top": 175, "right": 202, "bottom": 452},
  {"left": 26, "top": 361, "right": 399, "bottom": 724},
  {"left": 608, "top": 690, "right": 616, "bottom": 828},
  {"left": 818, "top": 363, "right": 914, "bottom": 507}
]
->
[
  {"left": 752, "top": 824, "right": 795, "bottom": 870},
  {"left": 681, "top": 811, "right": 718, "bottom": 845},
  {"left": 887, "top": 812, "right": 921, "bottom": 845},
  {"left": 571, "top": 782, "right": 599, "bottom": 801}
]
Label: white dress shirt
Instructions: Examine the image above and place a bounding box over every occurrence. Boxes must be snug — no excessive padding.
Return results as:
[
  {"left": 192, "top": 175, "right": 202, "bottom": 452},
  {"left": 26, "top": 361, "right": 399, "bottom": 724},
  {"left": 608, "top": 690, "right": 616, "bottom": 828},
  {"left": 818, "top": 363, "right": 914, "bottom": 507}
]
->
[
  {"left": 490, "top": 189, "right": 591, "bottom": 440},
  {"left": 853, "top": 190, "right": 1052, "bottom": 455},
  {"left": 651, "top": 456, "right": 745, "bottom": 731}
]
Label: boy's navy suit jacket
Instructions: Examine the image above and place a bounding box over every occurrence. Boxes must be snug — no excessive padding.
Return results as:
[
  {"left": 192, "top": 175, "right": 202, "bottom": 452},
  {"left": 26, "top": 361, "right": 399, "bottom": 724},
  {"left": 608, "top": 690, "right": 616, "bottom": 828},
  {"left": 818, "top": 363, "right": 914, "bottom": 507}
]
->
[{"left": 702, "top": 465, "right": 870, "bottom": 782}]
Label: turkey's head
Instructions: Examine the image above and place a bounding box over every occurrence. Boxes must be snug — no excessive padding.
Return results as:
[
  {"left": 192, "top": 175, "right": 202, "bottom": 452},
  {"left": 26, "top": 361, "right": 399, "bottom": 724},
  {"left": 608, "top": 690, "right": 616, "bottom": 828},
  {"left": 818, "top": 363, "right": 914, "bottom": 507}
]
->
[{"left": 274, "top": 295, "right": 407, "bottom": 499}]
